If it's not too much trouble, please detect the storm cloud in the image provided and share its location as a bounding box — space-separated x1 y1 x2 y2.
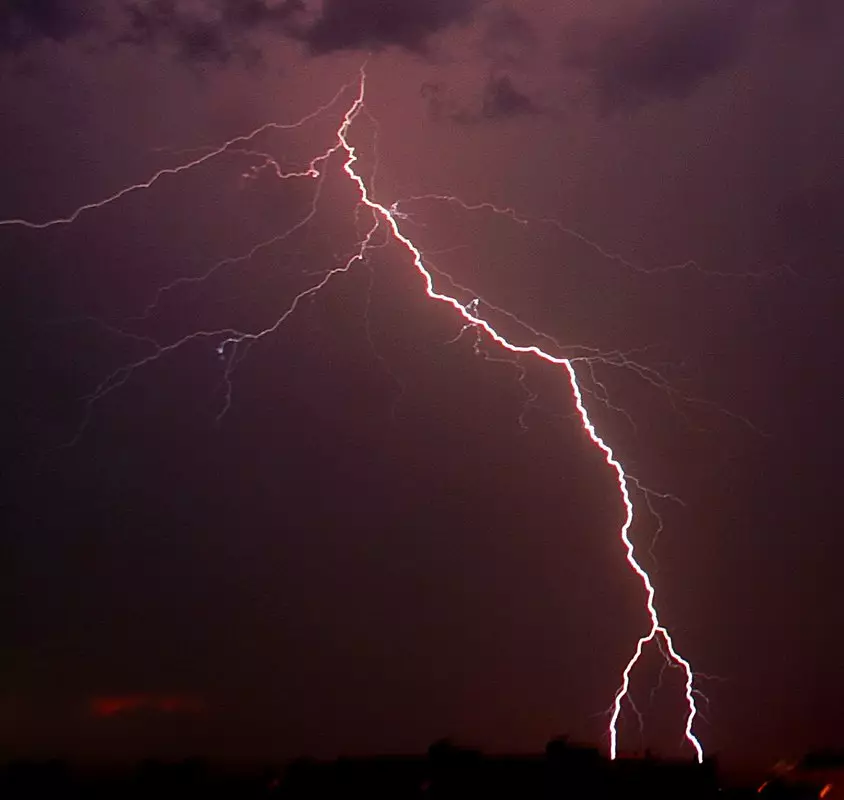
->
120 0 303 64
561 1 759 112
1 0 481 62
0 0 99 52
481 74 538 120
479 6 537 69
304 0 478 54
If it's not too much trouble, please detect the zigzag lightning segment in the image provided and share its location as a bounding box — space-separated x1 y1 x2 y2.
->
338 69 703 763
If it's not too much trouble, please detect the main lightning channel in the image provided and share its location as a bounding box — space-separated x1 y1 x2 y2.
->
338 69 704 763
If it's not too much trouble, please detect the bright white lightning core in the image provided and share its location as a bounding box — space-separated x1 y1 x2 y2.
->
1 66 704 761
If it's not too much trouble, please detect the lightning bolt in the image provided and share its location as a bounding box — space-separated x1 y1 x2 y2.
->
338 70 704 763
2 65 705 762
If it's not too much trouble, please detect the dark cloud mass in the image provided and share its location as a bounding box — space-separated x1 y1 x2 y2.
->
421 74 537 125
482 74 537 119
561 1 758 112
305 0 478 54
480 6 537 69
1 0 480 62
120 0 303 64
0 0 99 51
119 0 481 64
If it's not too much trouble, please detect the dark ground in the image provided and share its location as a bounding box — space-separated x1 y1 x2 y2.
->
0 737 772 800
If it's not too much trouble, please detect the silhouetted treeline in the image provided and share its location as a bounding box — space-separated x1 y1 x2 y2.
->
281 739 720 800
0 738 734 800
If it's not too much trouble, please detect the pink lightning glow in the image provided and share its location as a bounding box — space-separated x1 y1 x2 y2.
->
1 66 705 761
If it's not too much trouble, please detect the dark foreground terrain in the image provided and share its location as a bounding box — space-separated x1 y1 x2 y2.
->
0 738 806 800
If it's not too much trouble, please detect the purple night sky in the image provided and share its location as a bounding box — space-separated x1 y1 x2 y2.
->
1 0 843 777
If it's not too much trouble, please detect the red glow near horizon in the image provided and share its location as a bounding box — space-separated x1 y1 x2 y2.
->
91 694 203 718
